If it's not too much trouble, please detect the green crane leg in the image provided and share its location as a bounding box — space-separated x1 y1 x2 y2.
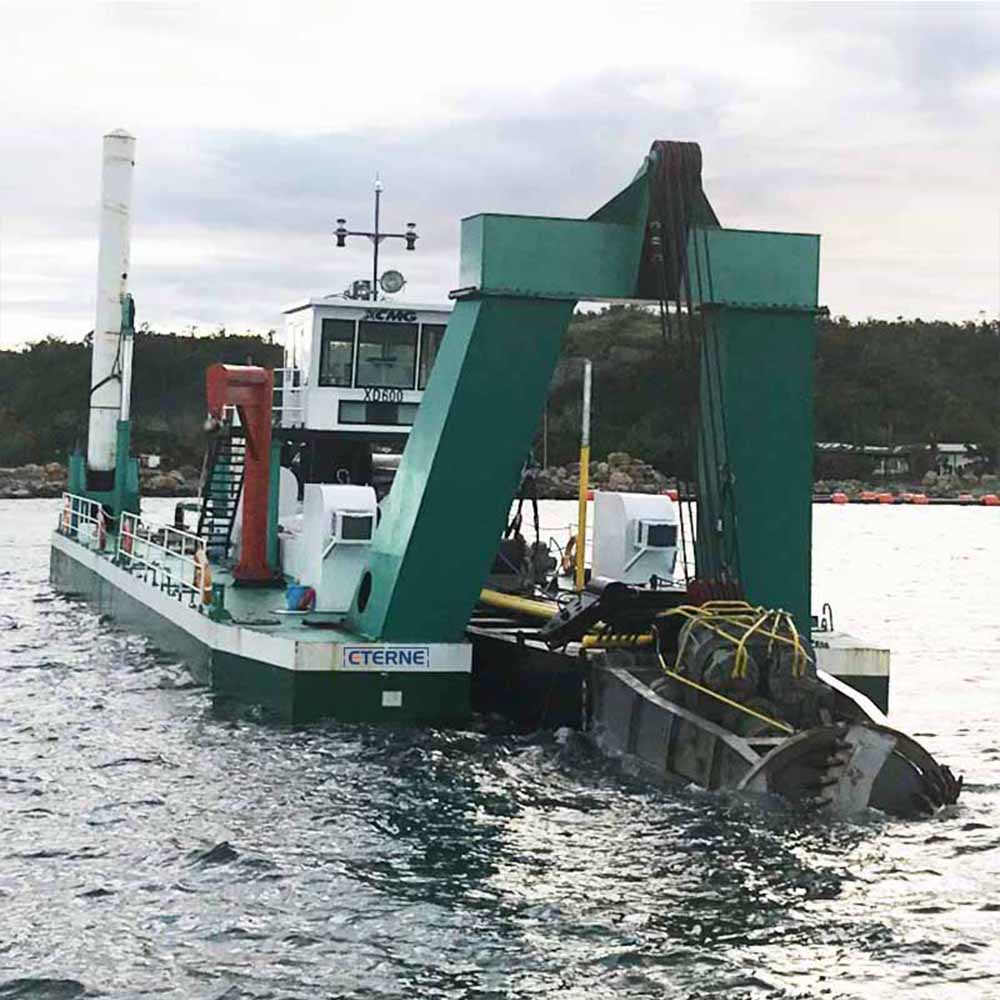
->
349 295 576 642
344 155 821 645
689 227 820 632
697 309 816 631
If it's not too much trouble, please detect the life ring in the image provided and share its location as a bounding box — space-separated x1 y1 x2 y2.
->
561 535 577 575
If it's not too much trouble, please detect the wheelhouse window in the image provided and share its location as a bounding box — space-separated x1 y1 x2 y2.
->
418 323 446 389
319 318 355 387
356 321 417 389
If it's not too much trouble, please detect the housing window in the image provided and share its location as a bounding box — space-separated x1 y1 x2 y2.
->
338 401 418 426
644 523 677 548
319 319 356 387
357 321 417 389
418 324 446 389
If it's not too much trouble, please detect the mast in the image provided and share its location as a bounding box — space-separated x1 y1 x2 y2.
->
575 359 592 590
87 129 135 480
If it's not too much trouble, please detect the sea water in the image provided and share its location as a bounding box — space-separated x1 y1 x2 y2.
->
0 499 997 999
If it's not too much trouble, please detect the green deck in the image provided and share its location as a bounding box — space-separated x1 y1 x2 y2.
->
210 569 358 642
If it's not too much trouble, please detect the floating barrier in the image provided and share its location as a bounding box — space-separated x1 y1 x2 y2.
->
813 490 999 506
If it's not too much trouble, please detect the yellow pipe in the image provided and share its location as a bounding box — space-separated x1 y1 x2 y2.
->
479 588 558 620
478 589 655 647
576 444 589 590
575 359 592 592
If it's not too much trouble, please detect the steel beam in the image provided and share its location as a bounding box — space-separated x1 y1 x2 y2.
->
349 295 576 641
690 227 820 631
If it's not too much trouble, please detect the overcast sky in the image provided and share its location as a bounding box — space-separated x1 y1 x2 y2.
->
2 1 999 347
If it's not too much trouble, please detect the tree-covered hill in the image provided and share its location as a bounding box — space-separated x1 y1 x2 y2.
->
0 330 281 467
0 311 997 473
544 308 1000 472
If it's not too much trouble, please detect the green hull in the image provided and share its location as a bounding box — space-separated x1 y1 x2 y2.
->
837 674 889 715
212 651 470 725
50 538 469 726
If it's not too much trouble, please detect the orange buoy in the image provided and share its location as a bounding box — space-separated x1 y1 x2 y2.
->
831 491 848 504
586 489 594 501
664 488 679 501
912 493 930 505
859 490 878 503
982 494 1000 506
877 492 893 504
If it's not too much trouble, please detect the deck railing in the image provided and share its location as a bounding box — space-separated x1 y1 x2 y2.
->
57 493 109 551
273 367 304 426
118 511 207 606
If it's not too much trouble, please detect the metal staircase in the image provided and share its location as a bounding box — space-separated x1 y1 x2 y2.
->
197 429 246 561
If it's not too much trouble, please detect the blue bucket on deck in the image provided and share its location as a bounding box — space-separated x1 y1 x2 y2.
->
285 584 314 611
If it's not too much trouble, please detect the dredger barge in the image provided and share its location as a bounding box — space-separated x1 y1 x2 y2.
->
50 132 960 819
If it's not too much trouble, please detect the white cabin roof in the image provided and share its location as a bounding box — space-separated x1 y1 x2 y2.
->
283 297 452 316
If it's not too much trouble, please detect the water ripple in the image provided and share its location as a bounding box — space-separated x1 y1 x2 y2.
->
0 499 998 998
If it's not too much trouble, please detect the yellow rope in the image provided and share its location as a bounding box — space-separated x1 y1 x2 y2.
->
647 602 812 736
662 601 813 679
654 649 794 735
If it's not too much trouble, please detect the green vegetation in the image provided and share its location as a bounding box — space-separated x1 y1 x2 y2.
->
0 310 997 472
543 308 1000 473
0 330 281 467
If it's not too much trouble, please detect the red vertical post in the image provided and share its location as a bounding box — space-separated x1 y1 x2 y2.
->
206 364 275 584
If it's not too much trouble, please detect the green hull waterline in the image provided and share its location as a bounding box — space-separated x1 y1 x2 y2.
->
50 543 469 725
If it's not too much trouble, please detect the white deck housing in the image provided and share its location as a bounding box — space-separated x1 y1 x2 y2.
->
279 299 453 435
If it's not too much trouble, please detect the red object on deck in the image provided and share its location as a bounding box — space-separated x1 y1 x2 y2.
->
831 491 848 504
912 493 930 505
877 492 894 504
206 364 274 584
982 494 1000 506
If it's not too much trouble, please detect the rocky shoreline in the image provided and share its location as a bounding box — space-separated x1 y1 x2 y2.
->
0 462 201 500
2 454 998 502
531 452 672 499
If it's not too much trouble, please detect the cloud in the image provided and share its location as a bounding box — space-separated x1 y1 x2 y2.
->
2 2 1000 347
